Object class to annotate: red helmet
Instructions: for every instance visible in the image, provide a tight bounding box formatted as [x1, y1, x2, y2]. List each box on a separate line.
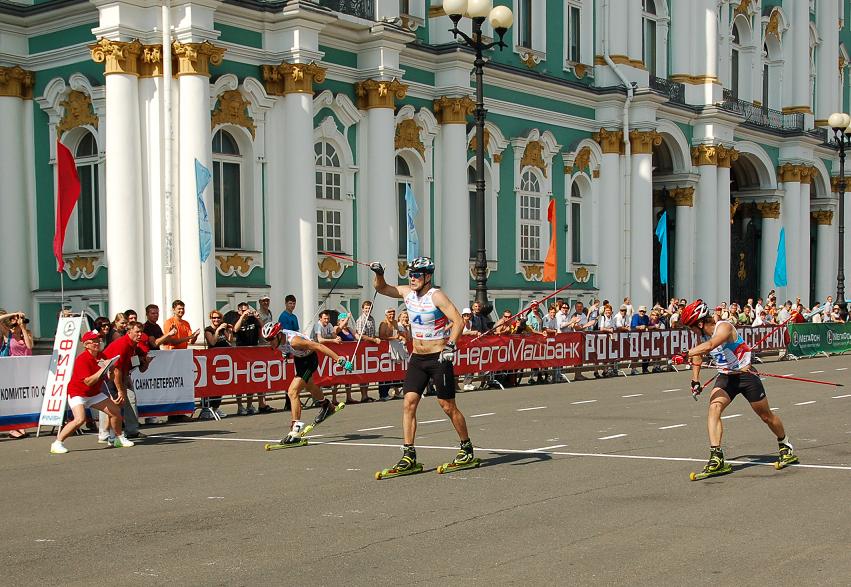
[680, 299, 709, 327]
[261, 322, 282, 340]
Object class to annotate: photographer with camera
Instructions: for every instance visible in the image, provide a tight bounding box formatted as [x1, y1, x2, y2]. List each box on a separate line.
[233, 301, 266, 415]
[200, 310, 233, 419]
[0, 310, 33, 438]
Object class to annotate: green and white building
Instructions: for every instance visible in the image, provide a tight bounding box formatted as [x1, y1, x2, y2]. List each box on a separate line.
[1, 0, 849, 336]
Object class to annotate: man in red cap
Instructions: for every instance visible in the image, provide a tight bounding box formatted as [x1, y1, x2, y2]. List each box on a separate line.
[98, 322, 146, 442]
[50, 331, 132, 454]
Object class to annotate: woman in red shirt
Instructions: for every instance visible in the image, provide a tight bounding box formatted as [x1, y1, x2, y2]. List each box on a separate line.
[50, 331, 134, 454]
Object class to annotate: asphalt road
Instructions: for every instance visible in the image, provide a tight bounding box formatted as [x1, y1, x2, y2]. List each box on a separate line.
[2, 355, 850, 585]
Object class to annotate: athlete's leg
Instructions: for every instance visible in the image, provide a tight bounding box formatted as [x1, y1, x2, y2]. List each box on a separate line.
[401, 391, 421, 444]
[93, 398, 124, 437]
[57, 404, 88, 442]
[437, 398, 469, 441]
[305, 381, 326, 403]
[749, 397, 786, 439]
[287, 378, 306, 422]
[707, 387, 732, 447]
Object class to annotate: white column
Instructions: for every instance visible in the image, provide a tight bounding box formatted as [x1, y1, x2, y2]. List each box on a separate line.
[607, 0, 630, 57]
[104, 71, 145, 316]
[669, 0, 691, 77]
[672, 188, 696, 301]
[626, 0, 642, 64]
[783, 0, 811, 111]
[630, 137, 654, 307]
[265, 98, 287, 310]
[139, 72, 165, 313]
[435, 98, 470, 309]
[815, 211, 836, 302]
[0, 84, 32, 315]
[694, 148, 718, 303]
[282, 89, 318, 327]
[680, 0, 720, 105]
[716, 162, 732, 303]
[594, 131, 622, 301]
[780, 168, 802, 298]
[799, 173, 812, 301]
[816, 0, 840, 122]
[759, 203, 782, 298]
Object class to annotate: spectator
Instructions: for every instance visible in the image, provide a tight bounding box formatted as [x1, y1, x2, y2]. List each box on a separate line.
[614, 304, 631, 331]
[809, 304, 823, 324]
[0, 311, 32, 438]
[332, 312, 358, 404]
[313, 310, 340, 343]
[737, 305, 753, 326]
[596, 304, 618, 377]
[93, 316, 111, 340]
[124, 309, 138, 324]
[822, 296, 834, 321]
[161, 300, 200, 350]
[278, 294, 299, 332]
[494, 309, 514, 335]
[256, 295, 274, 326]
[378, 308, 400, 400]
[234, 301, 264, 415]
[648, 309, 666, 373]
[777, 300, 793, 324]
[469, 300, 489, 333]
[353, 300, 380, 403]
[585, 299, 601, 331]
[791, 304, 807, 324]
[669, 300, 686, 328]
[622, 297, 634, 322]
[201, 310, 231, 419]
[99, 322, 145, 441]
[667, 297, 679, 315]
[630, 305, 650, 375]
[568, 301, 590, 331]
[829, 305, 846, 323]
[107, 312, 127, 344]
[142, 304, 175, 350]
[397, 310, 413, 343]
[541, 304, 559, 383]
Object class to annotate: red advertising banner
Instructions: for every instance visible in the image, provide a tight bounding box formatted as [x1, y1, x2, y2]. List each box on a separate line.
[193, 333, 584, 398]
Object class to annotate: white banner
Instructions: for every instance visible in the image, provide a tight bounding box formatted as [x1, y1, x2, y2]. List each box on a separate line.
[132, 350, 195, 417]
[38, 316, 84, 429]
[0, 355, 52, 430]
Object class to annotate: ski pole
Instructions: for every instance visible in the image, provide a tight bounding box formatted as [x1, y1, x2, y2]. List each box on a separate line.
[319, 251, 374, 269]
[749, 369, 844, 387]
[350, 288, 379, 365]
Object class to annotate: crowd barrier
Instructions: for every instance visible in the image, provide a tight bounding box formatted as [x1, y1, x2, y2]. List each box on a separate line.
[2, 324, 847, 431]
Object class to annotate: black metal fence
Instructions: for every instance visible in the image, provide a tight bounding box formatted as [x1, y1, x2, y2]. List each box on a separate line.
[720, 90, 804, 132]
[649, 75, 686, 105]
[318, 0, 375, 20]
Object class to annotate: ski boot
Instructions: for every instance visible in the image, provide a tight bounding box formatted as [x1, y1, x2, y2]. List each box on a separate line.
[689, 447, 733, 481]
[375, 445, 423, 480]
[775, 439, 799, 470]
[302, 399, 345, 435]
[437, 439, 481, 474]
[265, 421, 309, 451]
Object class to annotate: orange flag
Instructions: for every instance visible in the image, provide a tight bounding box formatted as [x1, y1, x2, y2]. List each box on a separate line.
[543, 199, 557, 282]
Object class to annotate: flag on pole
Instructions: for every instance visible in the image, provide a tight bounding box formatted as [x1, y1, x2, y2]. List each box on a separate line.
[195, 159, 213, 263]
[543, 199, 557, 282]
[404, 184, 419, 262]
[53, 141, 81, 272]
[655, 211, 668, 285]
[773, 227, 788, 287]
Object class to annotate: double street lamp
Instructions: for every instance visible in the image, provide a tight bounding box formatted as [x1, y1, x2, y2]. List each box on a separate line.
[827, 112, 850, 320]
[444, 0, 513, 317]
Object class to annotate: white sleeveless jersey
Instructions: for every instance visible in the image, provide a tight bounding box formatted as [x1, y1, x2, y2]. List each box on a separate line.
[704, 322, 752, 374]
[276, 329, 312, 358]
[404, 288, 448, 340]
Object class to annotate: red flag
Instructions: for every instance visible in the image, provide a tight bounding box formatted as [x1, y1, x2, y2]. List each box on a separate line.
[53, 141, 81, 272]
[543, 198, 557, 282]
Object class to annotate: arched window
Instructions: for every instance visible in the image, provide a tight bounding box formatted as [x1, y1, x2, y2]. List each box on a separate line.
[396, 155, 414, 258]
[212, 129, 242, 249]
[518, 170, 544, 262]
[570, 181, 582, 264]
[642, 0, 658, 76]
[74, 131, 100, 251]
[315, 140, 343, 253]
[731, 22, 741, 98]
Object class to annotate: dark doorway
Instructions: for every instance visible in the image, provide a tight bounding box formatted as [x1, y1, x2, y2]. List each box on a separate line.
[730, 205, 760, 304]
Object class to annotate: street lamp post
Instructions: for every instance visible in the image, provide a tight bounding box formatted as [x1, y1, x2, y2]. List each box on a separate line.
[828, 112, 849, 320]
[445, 0, 513, 317]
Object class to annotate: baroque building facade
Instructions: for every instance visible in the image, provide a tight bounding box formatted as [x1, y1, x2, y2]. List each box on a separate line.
[0, 0, 849, 336]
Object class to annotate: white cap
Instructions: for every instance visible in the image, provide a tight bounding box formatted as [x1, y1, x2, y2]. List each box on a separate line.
[462, 307, 472, 315]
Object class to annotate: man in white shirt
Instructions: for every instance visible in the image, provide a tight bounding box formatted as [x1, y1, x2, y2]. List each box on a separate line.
[556, 302, 572, 333]
[614, 304, 631, 330]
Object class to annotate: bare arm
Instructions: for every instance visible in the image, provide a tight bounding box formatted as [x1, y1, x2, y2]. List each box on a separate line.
[432, 290, 464, 344]
[291, 336, 341, 362]
[21, 327, 33, 350]
[373, 271, 408, 300]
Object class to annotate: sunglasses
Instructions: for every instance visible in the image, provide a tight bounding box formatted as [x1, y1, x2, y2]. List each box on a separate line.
[409, 272, 425, 279]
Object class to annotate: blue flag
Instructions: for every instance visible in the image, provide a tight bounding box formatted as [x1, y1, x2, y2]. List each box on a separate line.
[195, 159, 213, 263]
[404, 184, 419, 262]
[773, 227, 787, 287]
[655, 211, 668, 285]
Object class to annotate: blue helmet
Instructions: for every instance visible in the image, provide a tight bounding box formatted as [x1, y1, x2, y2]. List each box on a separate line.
[408, 256, 435, 274]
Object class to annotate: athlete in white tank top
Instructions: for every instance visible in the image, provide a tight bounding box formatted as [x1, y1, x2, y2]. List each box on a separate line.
[404, 288, 449, 341]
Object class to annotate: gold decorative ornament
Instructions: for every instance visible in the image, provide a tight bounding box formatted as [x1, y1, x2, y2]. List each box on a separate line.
[211, 90, 256, 138]
[668, 74, 721, 85]
[318, 255, 345, 279]
[564, 165, 573, 175]
[520, 52, 538, 69]
[799, 166, 815, 183]
[90, 38, 143, 76]
[57, 90, 98, 137]
[734, 0, 752, 17]
[520, 264, 543, 281]
[433, 96, 475, 125]
[629, 130, 662, 155]
[216, 253, 255, 276]
[592, 169, 600, 178]
[354, 78, 407, 110]
[593, 128, 624, 154]
[766, 9, 781, 40]
[840, 56, 847, 75]
[594, 54, 631, 66]
[730, 199, 740, 223]
[778, 163, 813, 183]
[521, 141, 547, 176]
[573, 63, 587, 79]
[493, 153, 502, 163]
[468, 128, 491, 153]
[0, 66, 34, 99]
[812, 210, 834, 225]
[781, 105, 813, 115]
[737, 252, 747, 282]
[691, 145, 718, 166]
[395, 118, 425, 157]
[65, 256, 101, 279]
[260, 62, 326, 95]
[139, 45, 164, 77]
[670, 187, 695, 207]
[716, 146, 740, 168]
[398, 260, 409, 277]
[574, 266, 590, 283]
[830, 176, 843, 192]
[756, 201, 781, 219]
[573, 147, 591, 173]
[172, 41, 225, 77]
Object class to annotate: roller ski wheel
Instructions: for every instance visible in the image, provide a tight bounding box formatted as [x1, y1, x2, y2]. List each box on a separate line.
[437, 458, 481, 474]
[264, 438, 308, 451]
[774, 454, 799, 470]
[689, 463, 732, 481]
[375, 462, 424, 480]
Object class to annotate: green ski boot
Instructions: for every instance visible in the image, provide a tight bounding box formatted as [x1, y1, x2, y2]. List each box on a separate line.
[375, 445, 423, 480]
[437, 439, 481, 474]
[775, 440, 799, 470]
[690, 447, 733, 481]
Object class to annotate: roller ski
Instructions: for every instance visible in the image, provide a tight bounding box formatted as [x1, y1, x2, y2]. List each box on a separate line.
[774, 440, 798, 470]
[375, 445, 424, 480]
[689, 447, 733, 481]
[301, 399, 345, 435]
[264, 421, 309, 451]
[437, 439, 481, 474]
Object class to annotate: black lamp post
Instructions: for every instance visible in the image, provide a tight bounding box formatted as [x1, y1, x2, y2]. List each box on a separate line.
[445, 0, 513, 316]
[828, 112, 849, 320]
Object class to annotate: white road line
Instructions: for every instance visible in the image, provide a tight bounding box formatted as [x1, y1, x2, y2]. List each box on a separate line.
[571, 400, 597, 405]
[810, 370, 825, 374]
[782, 373, 794, 377]
[837, 368, 848, 371]
[794, 401, 817, 406]
[147, 435, 851, 472]
[527, 444, 568, 452]
[622, 394, 643, 398]
[661, 388, 680, 393]
[356, 425, 394, 432]
[470, 412, 495, 418]
[598, 434, 627, 440]
[832, 394, 851, 399]
[517, 406, 547, 411]
[721, 414, 742, 420]
[658, 424, 687, 430]
[419, 419, 447, 424]
[770, 408, 780, 411]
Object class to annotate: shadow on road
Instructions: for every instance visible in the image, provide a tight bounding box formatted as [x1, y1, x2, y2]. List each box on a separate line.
[729, 453, 777, 472]
[479, 450, 554, 469]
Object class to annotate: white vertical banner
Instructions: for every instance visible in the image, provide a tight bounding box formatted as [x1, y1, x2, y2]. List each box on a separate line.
[37, 316, 84, 432]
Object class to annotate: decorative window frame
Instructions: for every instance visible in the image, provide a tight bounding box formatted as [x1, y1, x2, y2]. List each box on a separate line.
[563, 0, 592, 73]
[641, 0, 669, 77]
[465, 121, 507, 276]
[36, 74, 107, 279]
[762, 10, 787, 111]
[513, 0, 547, 66]
[209, 74, 273, 277]
[314, 117, 358, 256]
[562, 138, 602, 270]
[729, 14, 756, 101]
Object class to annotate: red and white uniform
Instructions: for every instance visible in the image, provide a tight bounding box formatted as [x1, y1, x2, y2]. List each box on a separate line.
[404, 288, 448, 341]
[705, 323, 752, 374]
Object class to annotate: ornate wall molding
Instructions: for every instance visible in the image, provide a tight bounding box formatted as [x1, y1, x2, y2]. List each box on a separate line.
[173, 41, 225, 77]
[261, 62, 326, 96]
[433, 96, 474, 125]
[734, 0, 753, 17]
[592, 128, 624, 154]
[57, 90, 98, 137]
[830, 176, 843, 192]
[572, 266, 591, 283]
[211, 90, 256, 138]
[670, 186, 695, 207]
[395, 118, 425, 157]
[354, 78, 407, 110]
[139, 44, 165, 78]
[216, 251, 262, 277]
[520, 263, 544, 281]
[691, 144, 718, 166]
[64, 254, 105, 280]
[812, 210, 834, 225]
[572, 146, 592, 173]
[716, 146, 740, 168]
[318, 255, 346, 279]
[90, 38, 142, 76]
[521, 141, 548, 176]
[756, 201, 781, 219]
[778, 163, 814, 183]
[0, 66, 34, 99]
[629, 130, 662, 155]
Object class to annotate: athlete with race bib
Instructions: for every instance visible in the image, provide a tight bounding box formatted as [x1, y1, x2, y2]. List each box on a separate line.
[370, 257, 476, 478]
[674, 299, 798, 479]
[261, 322, 353, 447]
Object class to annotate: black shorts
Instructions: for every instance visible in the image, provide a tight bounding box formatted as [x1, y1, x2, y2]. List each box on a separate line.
[293, 352, 319, 383]
[715, 372, 766, 403]
[403, 352, 456, 400]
